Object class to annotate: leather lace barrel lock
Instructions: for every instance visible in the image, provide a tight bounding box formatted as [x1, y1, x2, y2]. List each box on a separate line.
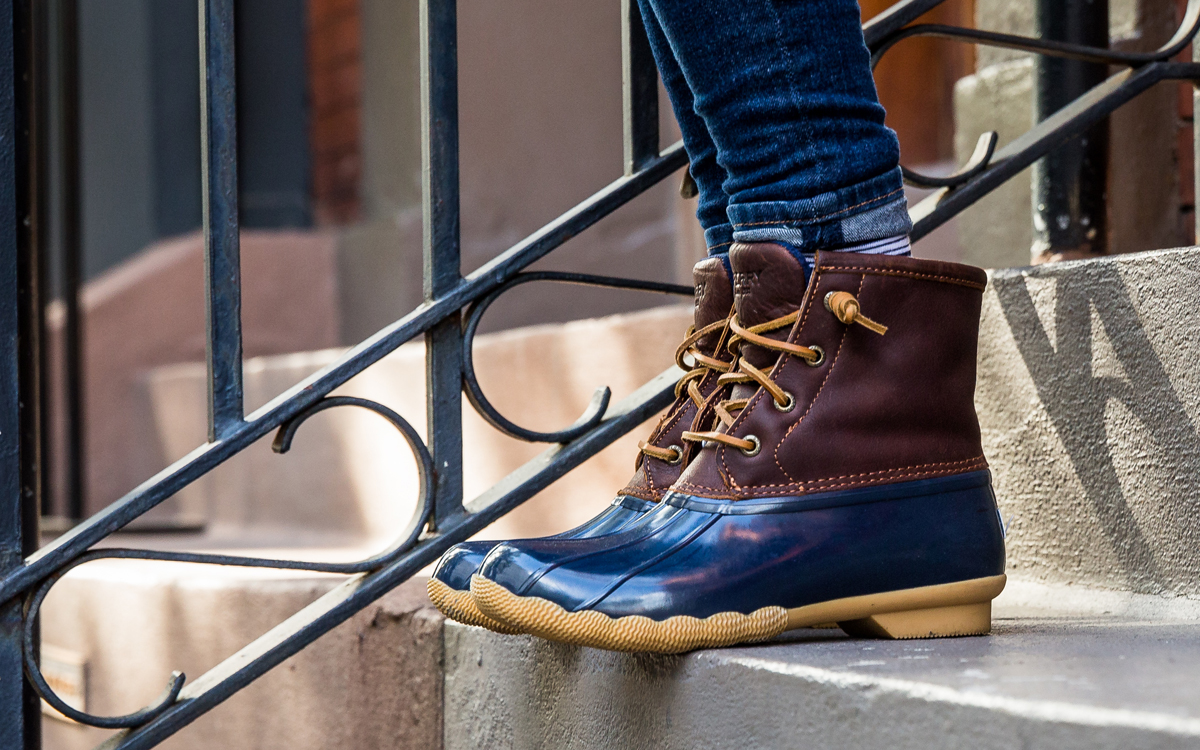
[825, 291, 888, 335]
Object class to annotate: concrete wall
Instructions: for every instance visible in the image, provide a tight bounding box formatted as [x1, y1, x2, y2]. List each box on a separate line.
[978, 246, 1200, 596]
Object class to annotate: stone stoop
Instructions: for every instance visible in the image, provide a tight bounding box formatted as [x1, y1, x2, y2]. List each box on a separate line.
[443, 596, 1200, 750]
[42, 246, 1200, 748]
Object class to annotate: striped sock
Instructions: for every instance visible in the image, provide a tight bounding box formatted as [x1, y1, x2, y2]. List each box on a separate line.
[835, 233, 911, 256]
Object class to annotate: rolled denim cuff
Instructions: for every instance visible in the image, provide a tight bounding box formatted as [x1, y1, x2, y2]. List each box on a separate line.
[728, 168, 911, 252]
[703, 223, 736, 255]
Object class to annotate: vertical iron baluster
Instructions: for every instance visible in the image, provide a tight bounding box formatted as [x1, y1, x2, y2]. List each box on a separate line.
[57, 0, 84, 520]
[3, 0, 42, 744]
[621, 0, 658, 176]
[200, 0, 244, 441]
[420, 0, 464, 528]
[1031, 0, 1109, 261]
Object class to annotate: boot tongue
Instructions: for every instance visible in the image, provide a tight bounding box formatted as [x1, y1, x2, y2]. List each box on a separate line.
[691, 256, 734, 350]
[729, 242, 809, 368]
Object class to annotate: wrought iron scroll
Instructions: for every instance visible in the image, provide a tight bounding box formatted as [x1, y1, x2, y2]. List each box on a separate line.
[462, 272, 693, 443]
[870, 0, 1200, 203]
[21, 396, 434, 728]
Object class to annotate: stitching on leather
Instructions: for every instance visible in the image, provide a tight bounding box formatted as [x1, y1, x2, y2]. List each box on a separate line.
[673, 456, 989, 499]
[820, 266, 986, 290]
[773, 274, 861, 482]
[731, 188, 905, 226]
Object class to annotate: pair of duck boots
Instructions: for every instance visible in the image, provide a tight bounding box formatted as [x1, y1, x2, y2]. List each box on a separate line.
[429, 242, 1007, 654]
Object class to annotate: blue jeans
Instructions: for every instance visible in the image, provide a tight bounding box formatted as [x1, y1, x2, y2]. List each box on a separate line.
[638, 0, 911, 254]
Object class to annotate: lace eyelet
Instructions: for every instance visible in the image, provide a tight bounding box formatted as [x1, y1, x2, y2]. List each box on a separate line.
[773, 392, 796, 412]
[740, 435, 762, 457]
[664, 445, 684, 465]
[805, 345, 825, 368]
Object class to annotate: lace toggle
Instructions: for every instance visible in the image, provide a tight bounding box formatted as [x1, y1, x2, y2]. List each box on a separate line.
[824, 291, 887, 335]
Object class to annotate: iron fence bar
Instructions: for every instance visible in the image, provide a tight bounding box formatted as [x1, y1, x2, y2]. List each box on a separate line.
[3, 0, 41, 743]
[622, 0, 658, 175]
[1031, 0, 1108, 260]
[55, 0, 84, 521]
[95, 368, 681, 750]
[1, 140, 688, 605]
[199, 0, 244, 441]
[28, 0, 46, 523]
[911, 61, 1200, 240]
[862, 0, 949, 49]
[420, 0, 465, 529]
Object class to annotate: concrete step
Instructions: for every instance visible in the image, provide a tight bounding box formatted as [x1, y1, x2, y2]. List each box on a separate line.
[444, 590, 1200, 750]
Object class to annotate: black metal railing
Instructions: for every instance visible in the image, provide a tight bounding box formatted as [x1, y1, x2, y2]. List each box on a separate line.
[0, 0, 1198, 747]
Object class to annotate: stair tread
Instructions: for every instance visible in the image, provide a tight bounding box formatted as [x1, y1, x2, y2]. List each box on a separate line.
[722, 608, 1200, 730]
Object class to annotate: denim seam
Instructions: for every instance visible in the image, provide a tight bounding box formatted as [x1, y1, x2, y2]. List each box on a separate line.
[731, 187, 905, 227]
[765, 0, 828, 191]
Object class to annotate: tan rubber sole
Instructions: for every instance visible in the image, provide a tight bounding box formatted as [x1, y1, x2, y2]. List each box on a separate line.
[471, 573, 1006, 653]
[427, 577, 523, 635]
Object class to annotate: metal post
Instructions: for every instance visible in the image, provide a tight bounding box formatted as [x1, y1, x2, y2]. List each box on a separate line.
[1031, 0, 1109, 262]
[622, 0, 658, 176]
[420, 0, 463, 530]
[2, 0, 42, 744]
[56, 0, 83, 520]
[200, 0, 244, 441]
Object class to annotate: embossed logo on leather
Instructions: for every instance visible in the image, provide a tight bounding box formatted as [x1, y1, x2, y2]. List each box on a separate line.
[733, 271, 760, 297]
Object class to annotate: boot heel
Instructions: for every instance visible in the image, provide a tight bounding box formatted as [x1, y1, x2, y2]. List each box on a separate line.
[838, 601, 991, 640]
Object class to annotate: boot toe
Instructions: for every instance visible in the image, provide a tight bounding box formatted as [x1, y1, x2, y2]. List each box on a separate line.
[432, 540, 500, 591]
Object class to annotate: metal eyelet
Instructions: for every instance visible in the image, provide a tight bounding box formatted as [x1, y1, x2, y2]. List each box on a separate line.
[740, 435, 762, 457]
[773, 392, 796, 412]
[664, 445, 684, 465]
[805, 345, 825, 368]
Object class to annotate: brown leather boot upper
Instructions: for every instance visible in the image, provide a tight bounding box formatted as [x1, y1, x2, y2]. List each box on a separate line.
[674, 244, 988, 500]
[619, 256, 735, 502]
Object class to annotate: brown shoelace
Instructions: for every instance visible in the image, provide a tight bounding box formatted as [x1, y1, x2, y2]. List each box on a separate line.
[636, 317, 733, 466]
[681, 291, 886, 454]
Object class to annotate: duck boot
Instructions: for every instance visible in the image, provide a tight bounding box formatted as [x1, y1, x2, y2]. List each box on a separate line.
[426, 256, 736, 632]
[472, 245, 1006, 653]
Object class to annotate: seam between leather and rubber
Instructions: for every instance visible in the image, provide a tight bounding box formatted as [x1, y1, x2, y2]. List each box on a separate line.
[572, 512, 722, 612]
[666, 469, 992, 515]
[672, 456, 989, 499]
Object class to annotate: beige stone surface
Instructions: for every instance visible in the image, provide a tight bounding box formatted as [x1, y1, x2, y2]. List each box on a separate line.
[978, 246, 1200, 595]
[145, 302, 694, 545]
[42, 574, 442, 750]
[44, 231, 340, 518]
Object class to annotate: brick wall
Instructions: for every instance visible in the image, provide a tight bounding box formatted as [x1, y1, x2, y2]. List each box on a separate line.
[308, 0, 362, 225]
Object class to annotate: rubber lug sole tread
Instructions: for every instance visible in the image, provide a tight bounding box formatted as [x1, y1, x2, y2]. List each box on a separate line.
[471, 573, 1006, 653]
